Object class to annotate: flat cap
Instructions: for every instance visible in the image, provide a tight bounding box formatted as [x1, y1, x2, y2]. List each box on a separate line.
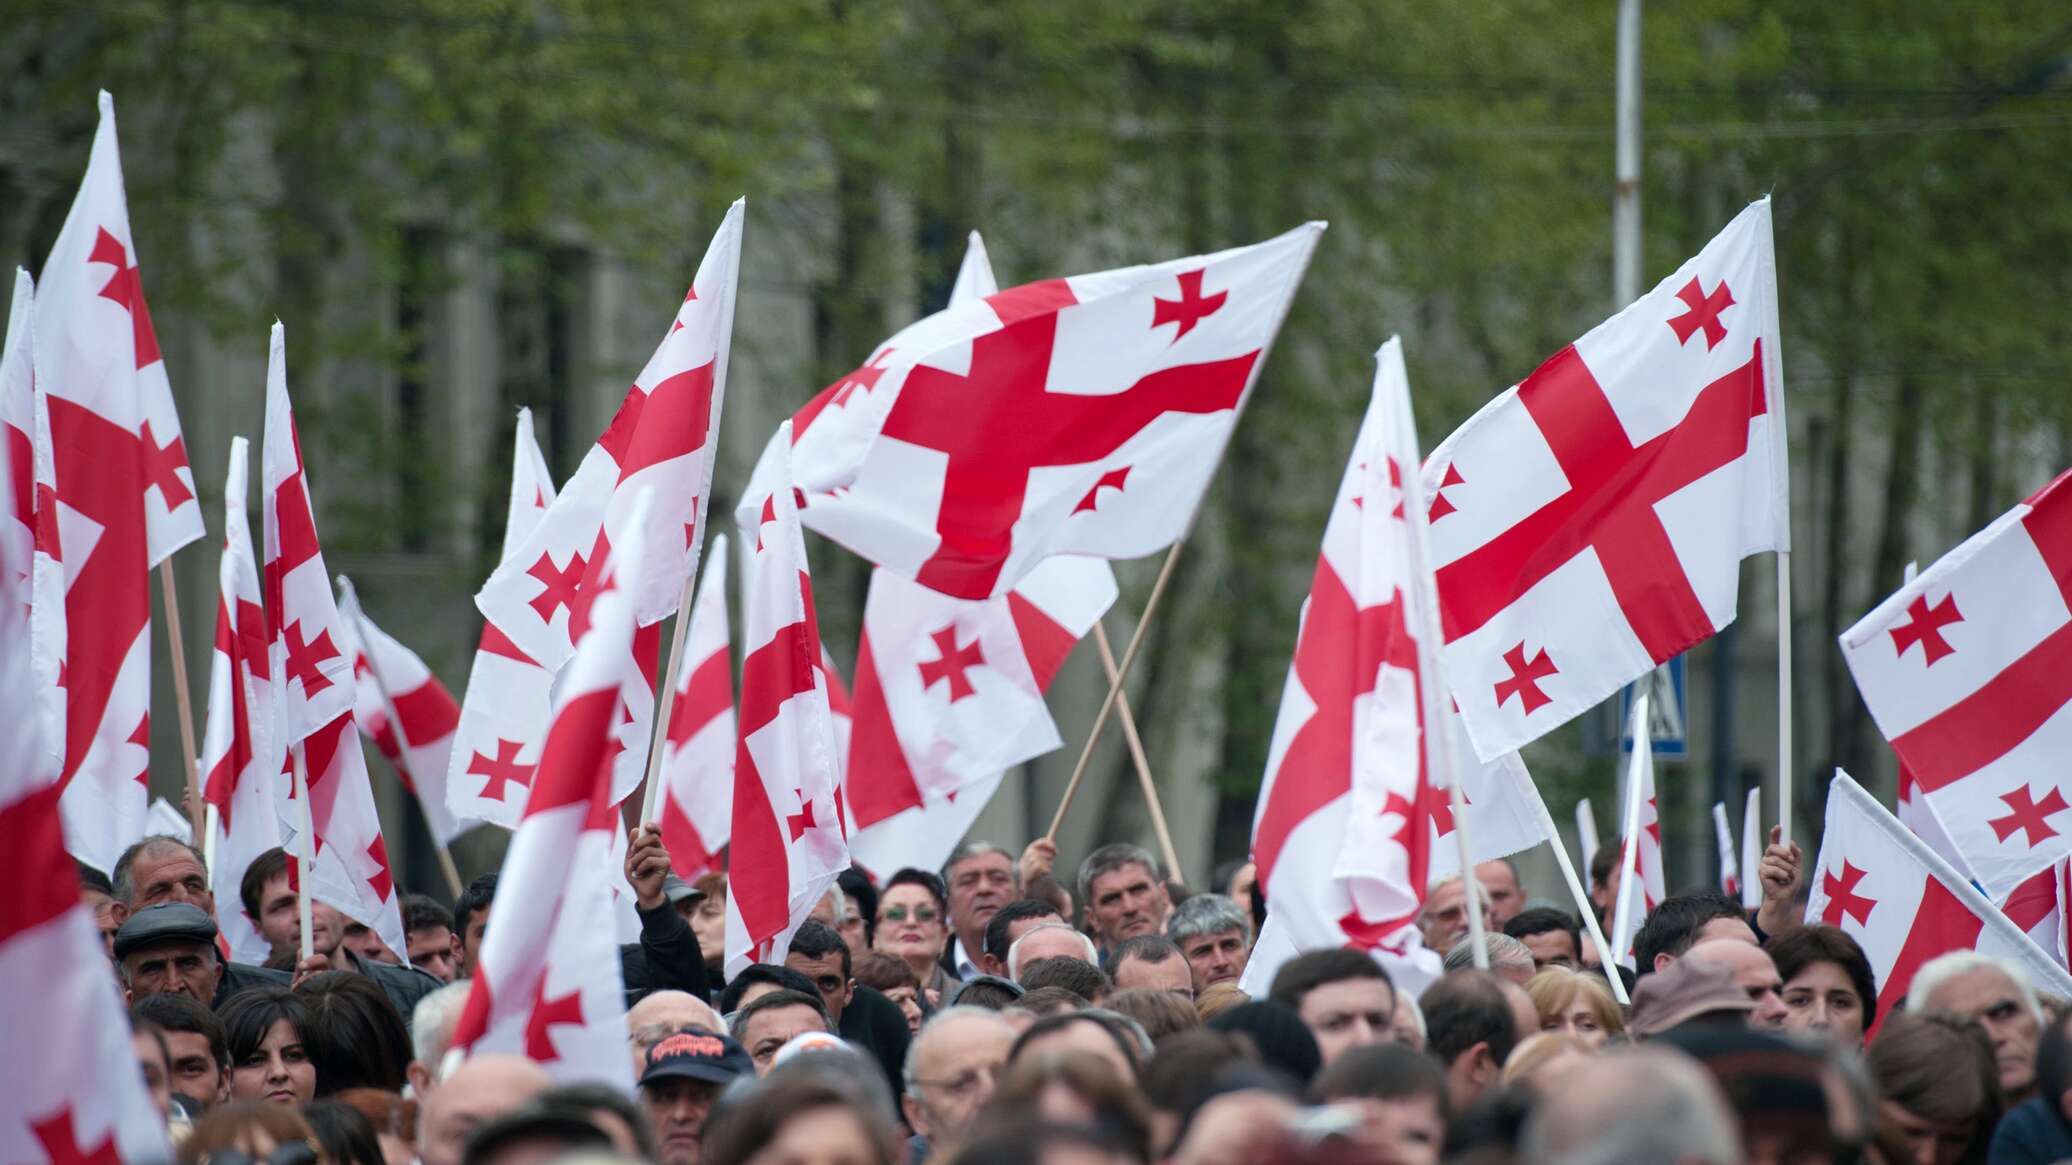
[1626, 956, 1756, 1038]
[113, 902, 220, 961]
[661, 874, 707, 906]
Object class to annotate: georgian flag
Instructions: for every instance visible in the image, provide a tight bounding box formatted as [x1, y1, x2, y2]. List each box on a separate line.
[1606, 702, 1666, 970]
[1714, 803, 1740, 899]
[2, 269, 33, 623]
[847, 774, 1006, 880]
[336, 577, 473, 846]
[1741, 788, 1763, 910]
[656, 532, 733, 879]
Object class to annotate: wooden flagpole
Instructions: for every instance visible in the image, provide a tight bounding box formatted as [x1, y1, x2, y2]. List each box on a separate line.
[1091, 623, 1182, 880]
[639, 567, 702, 827]
[158, 561, 205, 839]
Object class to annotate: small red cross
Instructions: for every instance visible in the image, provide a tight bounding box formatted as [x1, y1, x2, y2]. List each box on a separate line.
[830, 349, 893, 409]
[1989, 784, 2070, 847]
[127, 713, 150, 787]
[754, 488, 806, 551]
[1643, 795, 1662, 846]
[1890, 592, 1963, 665]
[1494, 643, 1558, 714]
[1377, 790, 1419, 850]
[1428, 463, 1465, 521]
[918, 626, 987, 701]
[88, 227, 163, 369]
[283, 620, 341, 696]
[563, 541, 615, 646]
[523, 975, 586, 1063]
[364, 835, 394, 902]
[139, 420, 192, 510]
[526, 547, 587, 623]
[1386, 458, 1406, 519]
[1151, 269, 1228, 343]
[31, 1107, 120, 1165]
[1821, 861, 1877, 927]
[1072, 465, 1131, 515]
[1429, 780, 1469, 837]
[469, 740, 535, 802]
[1667, 277, 1736, 351]
[786, 797, 818, 842]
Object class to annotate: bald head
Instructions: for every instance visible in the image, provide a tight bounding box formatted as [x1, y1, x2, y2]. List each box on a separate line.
[1685, 941, 1787, 1029]
[417, 1054, 553, 1165]
[1523, 1048, 1741, 1165]
[627, 989, 727, 1076]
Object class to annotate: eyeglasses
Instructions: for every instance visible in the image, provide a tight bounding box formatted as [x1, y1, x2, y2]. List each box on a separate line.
[880, 906, 940, 924]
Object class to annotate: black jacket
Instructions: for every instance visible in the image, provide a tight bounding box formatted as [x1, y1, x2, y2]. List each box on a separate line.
[619, 900, 717, 1004]
[210, 952, 440, 1019]
[841, 984, 913, 1099]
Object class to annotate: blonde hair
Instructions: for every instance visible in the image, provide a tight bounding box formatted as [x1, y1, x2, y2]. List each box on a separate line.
[1524, 966, 1624, 1039]
[1194, 982, 1250, 1022]
[1501, 1031, 1593, 1088]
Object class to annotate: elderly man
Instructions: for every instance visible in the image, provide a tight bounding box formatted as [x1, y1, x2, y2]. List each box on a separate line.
[942, 842, 1019, 981]
[1166, 893, 1250, 991]
[1911, 950, 2048, 1104]
[1077, 844, 1172, 954]
[1442, 933, 1538, 986]
[903, 1007, 1020, 1164]
[1419, 874, 1496, 955]
[115, 903, 245, 1006]
[1007, 922, 1100, 982]
[407, 979, 474, 1097]
[416, 1054, 553, 1165]
[625, 990, 727, 1076]
[1685, 939, 1787, 1029]
[1522, 1047, 1742, 1165]
[638, 1027, 754, 1165]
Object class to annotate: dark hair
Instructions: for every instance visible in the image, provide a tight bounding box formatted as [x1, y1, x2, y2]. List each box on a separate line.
[1504, 907, 1581, 953]
[294, 971, 412, 1095]
[78, 860, 114, 898]
[1103, 934, 1183, 977]
[1104, 988, 1201, 1041]
[458, 1106, 613, 1165]
[454, 873, 498, 944]
[952, 979, 1024, 1011]
[1421, 970, 1522, 1069]
[1764, 924, 1879, 1030]
[219, 988, 315, 1068]
[881, 868, 949, 919]
[701, 1075, 899, 1165]
[1311, 1043, 1450, 1117]
[335, 1088, 416, 1144]
[945, 1120, 1143, 1165]
[1867, 1012, 2002, 1149]
[2038, 1011, 2072, 1123]
[853, 952, 920, 996]
[1205, 1001, 1322, 1087]
[789, 919, 851, 979]
[537, 1081, 659, 1160]
[1633, 891, 1747, 976]
[1011, 986, 1090, 1015]
[1009, 1011, 1143, 1073]
[401, 894, 453, 935]
[303, 1100, 385, 1165]
[134, 992, 231, 1070]
[838, 867, 879, 946]
[178, 1101, 318, 1165]
[1018, 957, 1112, 1003]
[1590, 838, 1622, 887]
[985, 899, 1063, 964]
[1267, 948, 1394, 1012]
[731, 989, 833, 1040]
[1141, 1030, 1261, 1117]
[985, 1051, 1156, 1161]
[719, 964, 823, 1015]
[239, 847, 290, 925]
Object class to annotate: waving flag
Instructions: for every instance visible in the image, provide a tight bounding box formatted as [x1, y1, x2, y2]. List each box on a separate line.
[1606, 705, 1666, 969]
[1425, 200, 1786, 762]
[656, 533, 733, 879]
[336, 577, 472, 846]
[1, 270, 32, 622]
[1741, 788, 1763, 910]
[1714, 803, 1740, 899]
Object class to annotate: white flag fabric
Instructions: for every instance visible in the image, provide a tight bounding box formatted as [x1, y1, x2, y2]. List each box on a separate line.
[1575, 798, 1599, 876]
[336, 577, 472, 847]
[448, 408, 559, 829]
[1806, 772, 2072, 1038]
[726, 426, 848, 975]
[200, 438, 282, 965]
[448, 495, 652, 1088]
[1, 269, 33, 623]
[1606, 699, 1665, 970]
[1740, 788, 1763, 911]
[847, 774, 1006, 880]
[1840, 468, 2072, 900]
[1425, 200, 1787, 762]
[1424, 725, 1554, 880]
[656, 532, 733, 879]
[2000, 859, 2070, 973]
[1714, 802, 1739, 900]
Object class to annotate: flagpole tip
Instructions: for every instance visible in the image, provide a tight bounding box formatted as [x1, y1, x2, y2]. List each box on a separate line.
[97, 90, 115, 118]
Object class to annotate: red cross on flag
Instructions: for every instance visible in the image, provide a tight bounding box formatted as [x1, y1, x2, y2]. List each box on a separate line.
[1420, 728, 1554, 882]
[476, 202, 742, 702]
[726, 424, 848, 976]
[777, 223, 1325, 600]
[448, 495, 652, 1088]
[1840, 467, 2072, 901]
[2, 269, 32, 624]
[336, 578, 474, 847]
[200, 437, 283, 966]
[1424, 199, 1787, 762]
[30, 93, 208, 873]
[1806, 772, 2072, 1039]
[655, 532, 734, 879]
[260, 323, 408, 963]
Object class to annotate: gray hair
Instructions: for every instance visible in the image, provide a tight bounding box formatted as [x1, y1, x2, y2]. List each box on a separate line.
[1167, 893, 1251, 946]
[1521, 1047, 1741, 1165]
[111, 835, 210, 907]
[1396, 991, 1426, 1042]
[820, 884, 849, 925]
[1075, 843, 1162, 912]
[1007, 922, 1098, 980]
[1443, 933, 1536, 975]
[1907, 950, 2045, 1022]
[1423, 872, 1491, 905]
[902, 1005, 1018, 1092]
[941, 842, 1015, 884]
[410, 979, 473, 1073]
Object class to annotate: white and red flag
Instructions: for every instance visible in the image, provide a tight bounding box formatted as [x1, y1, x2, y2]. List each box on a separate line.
[774, 223, 1325, 600]
[655, 532, 734, 879]
[1422, 729, 1553, 881]
[1841, 468, 2072, 900]
[336, 576, 472, 847]
[1741, 788, 1763, 910]
[1714, 802, 1740, 899]
[847, 774, 1005, 880]
[448, 495, 653, 1088]
[1424, 199, 1786, 762]
[726, 424, 848, 975]
[2000, 859, 2070, 972]
[260, 322, 407, 962]
[2, 269, 33, 621]
[200, 437, 282, 965]
[448, 408, 559, 829]
[1806, 771, 2072, 1038]
[31, 93, 207, 872]
[1605, 706, 1666, 969]
[820, 644, 853, 775]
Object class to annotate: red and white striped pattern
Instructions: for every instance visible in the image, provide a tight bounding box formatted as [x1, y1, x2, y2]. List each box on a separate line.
[656, 532, 733, 878]
[337, 578, 473, 846]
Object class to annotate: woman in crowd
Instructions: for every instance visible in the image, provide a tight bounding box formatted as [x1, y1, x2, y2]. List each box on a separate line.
[1523, 965, 1624, 1049]
[334, 1089, 415, 1165]
[1309, 1043, 1450, 1165]
[701, 1072, 900, 1165]
[295, 971, 412, 1095]
[177, 1102, 321, 1165]
[220, 988, 318, 1108]
[693, 872, 729, 982]
[874, 868, 958, 1003]
[303, 1099, 387, 1165]
[1501, 1032, 1595, 1091]
[1765, 924, 1877, 1046]
[983, 1050, 1157, 1165]
[1866, 1011, 2003, 1165]
[855, 951, 927, 1034]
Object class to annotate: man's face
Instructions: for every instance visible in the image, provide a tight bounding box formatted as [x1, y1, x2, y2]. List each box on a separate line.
[162, 1028, 229, 1110]
[947, 852, 1016, 944]
[128, 845, 214, 914]
[785, 950, 854, 1027]
[643, 1077, 722, 1165]
[132, 1030, 172, 1120]
[458, 905, 492, 978]
[1690, 942, 1788, 1030]
[1474, 862, 1523, 926]
[1418, 881, 1490, 954]
[1517, 928, 1578, 970]
[123, 941, 223, 1003]
[1925, 966, 2041, 1096]
[742, 1005, 827, 1074]
[309, 900, 344, 958]
[1112, 955, 1193, 999]
[904, 1016, 1016, 1147]
[417, 1061, 551, 1165]
[838, 895, 869, 963]
[82, 887, 121, 958]
[408, 927, 459, 982]
[1085, 864, 1170, 947]
[1297, 977, 1396, 1066]
[254, 872, 301, 954]
[1177, 928, 1249, 990]
[340, 919, 398, 965]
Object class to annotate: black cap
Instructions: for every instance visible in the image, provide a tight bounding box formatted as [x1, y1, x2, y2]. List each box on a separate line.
[661, 875, 707, 906]
[113, 902, 220, 961]
[639, 1027, 753, 1088]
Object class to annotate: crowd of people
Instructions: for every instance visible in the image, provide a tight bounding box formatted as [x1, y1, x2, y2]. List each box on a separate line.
[93, 826, 2072, 1165]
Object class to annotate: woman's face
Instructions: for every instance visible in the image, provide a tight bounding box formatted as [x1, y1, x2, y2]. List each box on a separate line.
[692, 893, 728, 963]
[1780, 960, 1867, 1044]
[885, 985, 924, 1035]
[874, 886, 946, 964]
[746, 1103, 880, 1165]
[1541, 995, 1610, 1049]
[1348, 1094, 1445, 1165]
[231, 1017, 316, 1107]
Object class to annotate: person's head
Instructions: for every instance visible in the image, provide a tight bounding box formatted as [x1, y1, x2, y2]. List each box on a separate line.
[1764, 925, 1877, 1047]
[835, 867, 876, 957]
[79, 861, 122, 956]
[1206, 1000, 1324, 1086]
[452, 873, 498, 979]
[1104, 934, 1192, 999]
[1076, 844, 1171, 949]
[902, 1006, 1020, 1151]
[692, 873, 729, 967]
[237, 848, 300, 956]
[1523, 966, 1624, 1049]
[1419, 875, 1496, 956]
[1008, 923, 1101, 983]
[808, 882, 850, 935]
[1474, 860, 1525, 927]
[852, 952, 926, 1034]
[1018, 957, 1113, 1006]
[1633, 890, 1754, 977]
[638, 1027, 754, 1165]
[1009, 1011, 1147, 1081]
[1626, 956, 1762, 1039]
[1194, 982, 1249, 1024]
[1866, 1011, 2003, 1165]
[951, 975, 1026, 1011]
[114, 902, 225, 1004]
[407, 979, 472, 1098]
[455, 1105, 610, 1165]
[133, 1018, 174, 1122]
[1420, 970, 1525, 1112]
[1685, 938, 1788, 1031]
[1268, 948, 1398, 1066]
[1310, 1042, 1450, 1165]
[943, 842, 1018, 953]
[220, 987, 318, 1108]
[532, 1082, 659, 1160]
[984, 899, 1066, 978]
[1909, 950, 2045, 1100]
[1441, 933, 1537, 986]
[134, 992, 232, 1110]
[626, 989, 729, 1080]
[1011, 986, 1092, 1021]
[1103, 988, 1200, 1042]
[1165, 893, 1250, 992]
[1500, 1031, 1593, 1091]
[1390, 989, 1427, 1052]
[402, 894, 458, 983]
[114, 835, 214, 913]
[178, 1101, 321, 1165]
[414, 1054, 552, 1165]
[699, 1071, 900, 1165]
[874, 868, 951, 972]
[729, 989, 834, 1075]
[1654, 1024, 1854, 1165]
[718, 964, 821, 1015]
[338, 915, 399, 965]
[981, 1049, 1156, 1164]
[785, 919, 855, 1027]
[1521, 1047, 1742, 1165]
[304, 1099, 388, 1165]
[296, 970, 412, 1096]
[2038, 1009, 2072, 1132]
[1503, 907, 1582, 971]
[335, 1088, 417, 1165]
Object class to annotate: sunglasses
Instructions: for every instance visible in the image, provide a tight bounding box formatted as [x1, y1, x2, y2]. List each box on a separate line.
[880, 906, 940, 924]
